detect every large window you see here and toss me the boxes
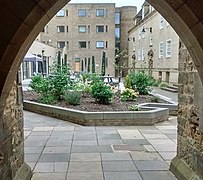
[96,25,104,32]
[79,41,87,48]
[142,48,145,60]
[160,15,164,29]
[96,41,104,48]
[96,9,104,17]
[57,41,65,48]
[78,9,86,17]
[57,26,65,33]
[159,41,164,58]
[115,28,120,39]
[57,9,65,17]
[166,39,172,57]
[115,12,120,24]
[78,26,86,33]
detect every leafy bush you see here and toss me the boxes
[128,105,140,111]
[126,71,155,95]
[91,81,113,104]
[29,62,70,103]
[49,62,70,99]
[64,91,81,105]
[121,88,138,101]
[38,94,56,104]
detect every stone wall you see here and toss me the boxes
[0,72,31,180]
[171,43,203,180]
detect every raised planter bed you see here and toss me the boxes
[23,100,169,126]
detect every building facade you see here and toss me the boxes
[21,40,57,80]
[39,3,136,76]
[128,2,179,83]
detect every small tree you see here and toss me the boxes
[87,57,90,73]
[101,51,106,76]
[92,56,95,73]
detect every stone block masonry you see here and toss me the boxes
[170,45,203,180]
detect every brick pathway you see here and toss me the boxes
[24,111,177,180]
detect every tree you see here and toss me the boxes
[101,51,106,76]
[115,49,128,77]
[87,57,91,73]
[92,56,95,73]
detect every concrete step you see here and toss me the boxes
[161,87,178,93]
[167,85,178,90]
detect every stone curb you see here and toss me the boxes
[23,100,169,126]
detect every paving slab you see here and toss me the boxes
[24,111,177,179]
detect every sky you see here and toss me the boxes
[70,0,145,11]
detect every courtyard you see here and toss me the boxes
[24,110,177,180]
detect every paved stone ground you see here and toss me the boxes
[24,111,177,180]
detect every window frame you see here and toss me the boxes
[57,26,65,33]
[79,41,87,48]
[166,39,172,58]
[96,9,105,17]
[78,9,86,17]
[57,41,65,48]
[78,25,87,33]
[56,9,65,17]
[159,41,164,58]
[96,25,104,32]
[96,41,104,49]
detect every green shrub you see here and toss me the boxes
[91,81,113,104]
[121,88,138,101]
[124,75,132,89]
[64,91,81,105]
[159,82,168,88]
[38,94,56,104]
[127,71,154,95]
[128,105,140,111]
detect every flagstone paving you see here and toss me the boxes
[24,111,177,180]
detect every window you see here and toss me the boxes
[106,25,108,32]
[96,25,104,32]
[57,26,65,33]
[166,39,172,57]
[106,41,108,48]
[87,9,91,17]
[57,41,65,48]
[66,10,68,16]
[115,12,120,24]
[149,34,153,46]
[78,26,86,33]
[66,26,68,32]
[96,9,104,17]
[142,48,145,60]
[88,41,90,49]
[115,28,120,39]
[160,15,164,29]
[78,9,86,17]
[159,41,164,58]
[57,9,65,17]
[79,41,87,48]
[138,50,141,61]
[96,41,104,48]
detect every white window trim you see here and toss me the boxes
[166,39,172,58]
[159,41,164,58]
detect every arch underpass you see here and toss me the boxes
[0,0,203,179]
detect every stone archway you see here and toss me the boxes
[0,0,203,179]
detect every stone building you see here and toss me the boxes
[128,2,179,83]
[39,3,136,76]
